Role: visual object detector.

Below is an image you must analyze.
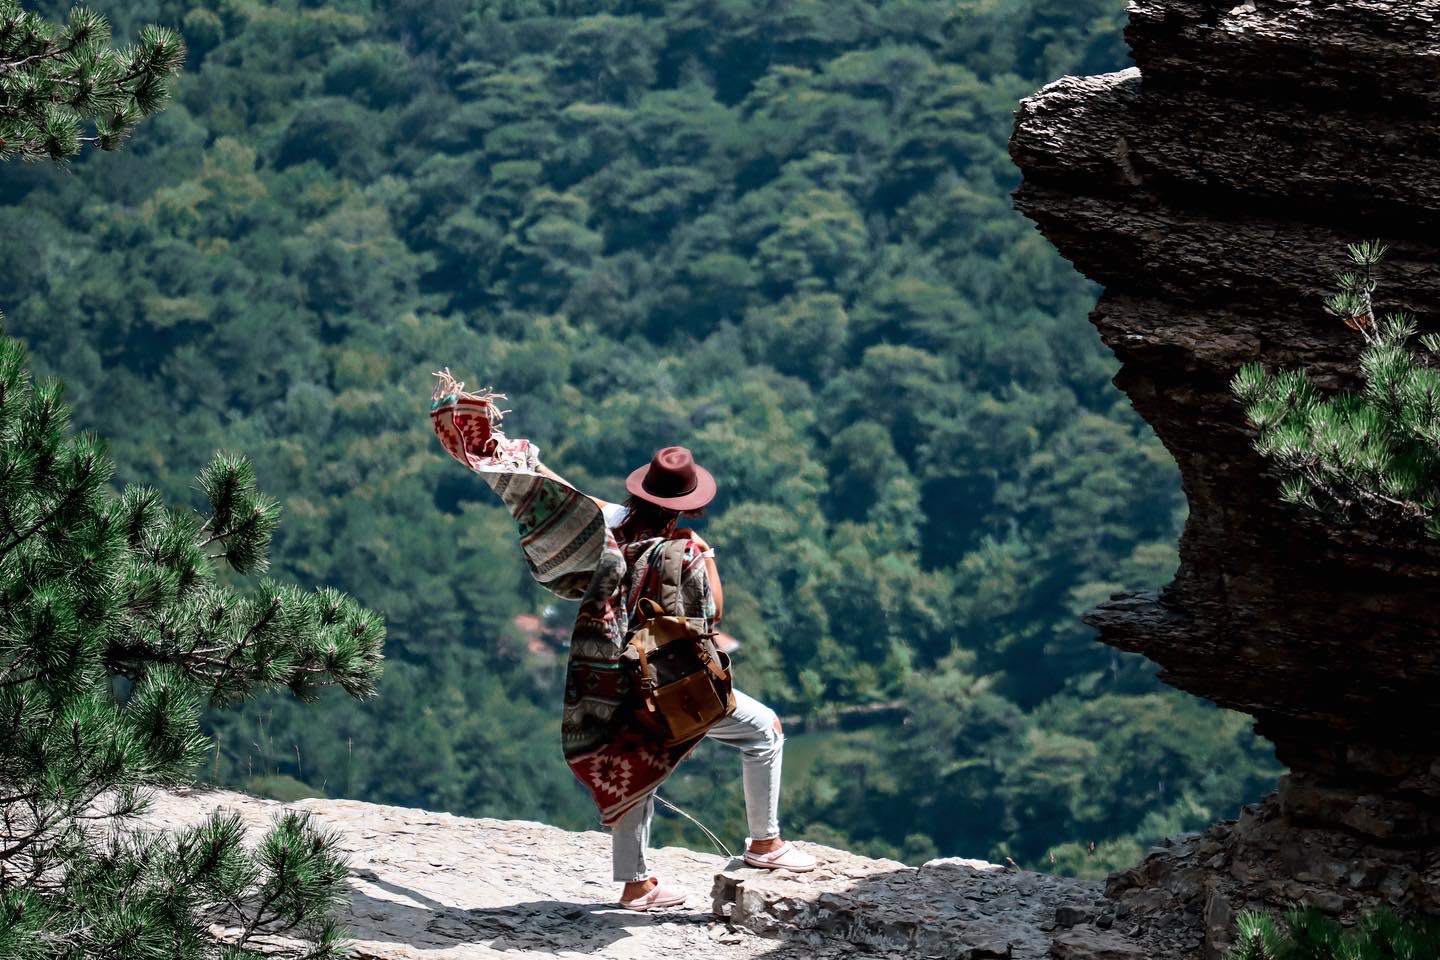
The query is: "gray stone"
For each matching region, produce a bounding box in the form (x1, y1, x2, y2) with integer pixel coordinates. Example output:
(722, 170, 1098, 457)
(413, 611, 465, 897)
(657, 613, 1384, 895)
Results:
(1050, 927, 1147, 959)
(720, 847, 1089, 959)
(1055, 905, 1094, 928)
(142, 787, 1119, 960)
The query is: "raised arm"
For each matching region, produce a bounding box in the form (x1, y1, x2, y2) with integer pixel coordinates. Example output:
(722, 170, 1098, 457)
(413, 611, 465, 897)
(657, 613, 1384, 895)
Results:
(532, 461, 618, 513)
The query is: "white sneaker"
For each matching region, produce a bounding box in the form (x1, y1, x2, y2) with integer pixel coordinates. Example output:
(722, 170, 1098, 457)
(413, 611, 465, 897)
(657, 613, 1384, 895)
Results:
(742, 841, 817, 873)
(619, 879, 688, 911)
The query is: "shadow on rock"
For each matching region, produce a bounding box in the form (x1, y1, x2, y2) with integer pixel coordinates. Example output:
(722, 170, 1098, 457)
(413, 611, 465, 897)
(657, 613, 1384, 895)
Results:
(343, 876, 717, 955)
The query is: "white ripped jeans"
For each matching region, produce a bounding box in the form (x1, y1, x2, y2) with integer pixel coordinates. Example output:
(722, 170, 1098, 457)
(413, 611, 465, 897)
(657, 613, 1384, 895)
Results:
(611, 689, 783, 882)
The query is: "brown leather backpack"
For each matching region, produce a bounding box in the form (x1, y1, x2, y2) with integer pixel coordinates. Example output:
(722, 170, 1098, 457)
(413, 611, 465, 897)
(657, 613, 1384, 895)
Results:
(623, 539, 736, 746)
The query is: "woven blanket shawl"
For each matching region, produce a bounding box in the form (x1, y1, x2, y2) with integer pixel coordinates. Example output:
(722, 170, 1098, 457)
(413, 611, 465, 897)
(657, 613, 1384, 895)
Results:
(429, 371, 700, 825)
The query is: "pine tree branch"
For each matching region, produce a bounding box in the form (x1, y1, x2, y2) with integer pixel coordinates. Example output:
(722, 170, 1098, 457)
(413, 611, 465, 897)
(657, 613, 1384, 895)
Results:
(107, 633, 354, 700)
(0, 806, 56, 863)
(0, 41, 72, 72)
(222, 596, 282, 669)
(1242, 241, 1440, 536)
(236, 855, 288, 947)
(1, 651, 39, 683)
(0, 732, 148, 868)
(0, 322, 369, 957)
(0, 505, 63, 560)
(0, 478, 87, 561)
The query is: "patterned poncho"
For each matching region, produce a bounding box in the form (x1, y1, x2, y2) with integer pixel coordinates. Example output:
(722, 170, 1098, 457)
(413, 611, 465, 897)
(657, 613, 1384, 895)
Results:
(428, 372, 704, 825)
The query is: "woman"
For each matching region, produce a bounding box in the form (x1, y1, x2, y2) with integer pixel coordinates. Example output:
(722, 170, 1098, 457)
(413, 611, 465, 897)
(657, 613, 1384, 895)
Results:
(428, 380, 813, 911)
(604, 446, 816, 911)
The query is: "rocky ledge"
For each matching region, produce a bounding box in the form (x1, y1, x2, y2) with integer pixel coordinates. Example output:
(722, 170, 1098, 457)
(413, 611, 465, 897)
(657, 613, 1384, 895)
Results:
(1010, 1, 1440, 958)
(147, 787, 1101, 960)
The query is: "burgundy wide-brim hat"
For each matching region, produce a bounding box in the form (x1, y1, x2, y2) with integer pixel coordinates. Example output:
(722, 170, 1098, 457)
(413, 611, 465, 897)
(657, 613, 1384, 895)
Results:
(625, 446, 716, 511)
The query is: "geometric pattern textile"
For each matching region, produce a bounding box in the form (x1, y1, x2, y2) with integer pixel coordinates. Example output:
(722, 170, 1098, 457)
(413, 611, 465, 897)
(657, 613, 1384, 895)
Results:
(428, 370, 700, 825)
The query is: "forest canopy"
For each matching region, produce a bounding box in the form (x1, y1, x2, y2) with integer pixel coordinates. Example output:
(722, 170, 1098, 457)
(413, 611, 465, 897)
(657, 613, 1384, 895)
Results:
(0, 0, 1278, 875)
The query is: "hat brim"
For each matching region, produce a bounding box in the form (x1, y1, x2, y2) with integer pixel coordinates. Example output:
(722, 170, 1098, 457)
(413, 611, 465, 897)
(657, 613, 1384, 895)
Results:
(625, 462, 717, 511)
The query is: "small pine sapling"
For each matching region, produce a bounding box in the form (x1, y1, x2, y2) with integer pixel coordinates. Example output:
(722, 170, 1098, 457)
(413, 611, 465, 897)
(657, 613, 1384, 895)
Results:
(1232, 241, 1440, 537)
(0, 324, 385, 958)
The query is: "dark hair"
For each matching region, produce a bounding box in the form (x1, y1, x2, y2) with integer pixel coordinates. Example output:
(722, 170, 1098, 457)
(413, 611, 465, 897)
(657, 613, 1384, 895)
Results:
(615, 495, 680, 545)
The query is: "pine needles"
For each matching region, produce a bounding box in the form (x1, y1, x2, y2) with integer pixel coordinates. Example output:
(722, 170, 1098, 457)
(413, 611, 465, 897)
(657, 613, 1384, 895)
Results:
(1226, 906, 1440, 960)
(0, 330, 385, 957)
(1231, 241, 1440, 537)
(0, 1, 184, 161)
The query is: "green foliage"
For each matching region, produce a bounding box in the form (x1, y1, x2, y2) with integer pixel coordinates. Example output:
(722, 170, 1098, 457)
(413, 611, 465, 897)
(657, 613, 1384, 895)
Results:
(0, 328, 383, 957)
(1233, 242, 1440, 537)
(768, 664, 1275, 866)
(0, 1, 184, 161)
(1, 0, 1274, 874)
(1045, 837, 1143, 880)
(1226, 907, 1440, 960)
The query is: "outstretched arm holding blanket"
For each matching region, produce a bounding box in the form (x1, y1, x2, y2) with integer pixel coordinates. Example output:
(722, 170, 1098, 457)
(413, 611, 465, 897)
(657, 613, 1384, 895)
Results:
(427, 372, 816, 911)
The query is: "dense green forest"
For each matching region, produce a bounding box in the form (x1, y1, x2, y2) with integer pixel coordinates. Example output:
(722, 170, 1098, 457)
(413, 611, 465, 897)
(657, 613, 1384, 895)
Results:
(0, 0, 1278, 876)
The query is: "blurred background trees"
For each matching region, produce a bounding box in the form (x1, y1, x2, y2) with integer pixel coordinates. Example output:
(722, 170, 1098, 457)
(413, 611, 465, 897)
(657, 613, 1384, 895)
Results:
(0, 0, 1278, 877)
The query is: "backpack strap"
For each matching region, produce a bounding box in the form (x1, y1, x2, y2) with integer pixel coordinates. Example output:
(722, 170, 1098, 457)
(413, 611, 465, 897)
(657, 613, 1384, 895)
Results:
(656, 538, 689, 617)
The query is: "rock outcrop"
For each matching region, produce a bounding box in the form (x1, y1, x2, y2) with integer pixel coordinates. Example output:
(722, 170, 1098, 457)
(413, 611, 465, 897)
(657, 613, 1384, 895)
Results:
(148, 787, 1101, 960)
(715, 850, 1101, 959)
(1010, 1, 1440, 957)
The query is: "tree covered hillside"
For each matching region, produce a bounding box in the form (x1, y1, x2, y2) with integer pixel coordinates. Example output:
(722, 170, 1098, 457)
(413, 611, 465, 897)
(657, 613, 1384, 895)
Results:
(0, 0, 1278, 874)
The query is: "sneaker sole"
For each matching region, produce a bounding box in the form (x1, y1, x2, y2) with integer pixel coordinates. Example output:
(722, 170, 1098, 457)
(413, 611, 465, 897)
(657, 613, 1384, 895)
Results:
(619, 895, 688, 912)
(742, 856, 817, 872)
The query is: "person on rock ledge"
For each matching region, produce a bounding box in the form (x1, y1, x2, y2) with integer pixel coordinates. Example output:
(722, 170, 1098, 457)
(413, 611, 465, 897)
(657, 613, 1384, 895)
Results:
(593, 447, 817, 910)
(428, 380, 814, 913)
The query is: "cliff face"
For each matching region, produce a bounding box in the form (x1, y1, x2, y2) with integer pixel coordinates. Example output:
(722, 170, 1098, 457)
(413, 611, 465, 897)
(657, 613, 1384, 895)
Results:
(1010, 1, 1440, 957)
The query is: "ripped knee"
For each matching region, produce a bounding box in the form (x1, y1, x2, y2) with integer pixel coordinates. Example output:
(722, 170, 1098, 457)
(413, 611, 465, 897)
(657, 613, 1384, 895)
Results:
(764, 712, 784, 750)
(740, 710, 784, 761)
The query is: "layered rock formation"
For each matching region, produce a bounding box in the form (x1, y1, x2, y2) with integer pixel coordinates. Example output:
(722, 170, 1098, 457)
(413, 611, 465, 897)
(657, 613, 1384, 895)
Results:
(1010, 1, 1440, 957)
(148, 787, 1101, 960)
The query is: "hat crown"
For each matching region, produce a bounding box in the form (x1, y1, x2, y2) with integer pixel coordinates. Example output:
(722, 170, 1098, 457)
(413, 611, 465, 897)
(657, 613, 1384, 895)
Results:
(642, 446, 698, 498)
(626, 445, 715, 510)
